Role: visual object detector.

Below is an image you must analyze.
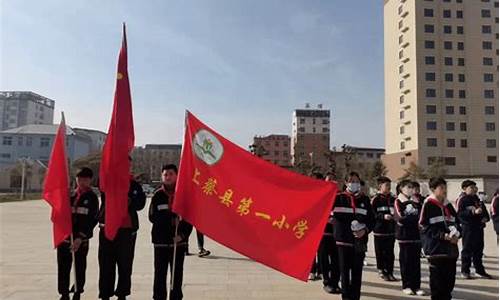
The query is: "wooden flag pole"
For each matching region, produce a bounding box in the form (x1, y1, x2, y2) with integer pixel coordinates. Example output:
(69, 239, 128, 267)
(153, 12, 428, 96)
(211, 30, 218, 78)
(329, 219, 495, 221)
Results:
(170, 217, 180, 295)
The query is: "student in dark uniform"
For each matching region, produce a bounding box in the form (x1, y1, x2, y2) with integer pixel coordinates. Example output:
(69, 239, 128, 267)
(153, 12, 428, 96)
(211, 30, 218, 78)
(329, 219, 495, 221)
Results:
(195, 230, 211, 257)
(331, 172, 375, 300)
(411, 181, 426, 204)
(57, 167, 99, 300)
(371, 176, 397, 282)
(98, 161, 146, 300)
(456, 180, 492, 279)
(149, 164, 193, 300)
(420, 177, 461, 300)
(394, 180, 425, 296)
(491, 189, 499, 244)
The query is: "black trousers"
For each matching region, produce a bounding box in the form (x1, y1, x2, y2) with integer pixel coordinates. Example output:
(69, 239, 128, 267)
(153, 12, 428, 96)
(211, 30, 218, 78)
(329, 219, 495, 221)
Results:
(337, 245, 365, 300)
(57, 241, 89, 295)
(461, 225, 485, 274)
(318, 235, 340, 288)
(310, 251, 320, 275)
(196, 230, 204, 251)
(153, 245, 187, 300)
(399, 242, 421, 290)
(374, 235, 395, 275)
(98, 228, 137, 298)
(428, 257, 456, 300)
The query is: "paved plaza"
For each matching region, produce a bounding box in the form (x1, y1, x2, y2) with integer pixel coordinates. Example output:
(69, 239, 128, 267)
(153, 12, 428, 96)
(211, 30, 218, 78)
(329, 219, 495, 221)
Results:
(1, 199, 498, 299)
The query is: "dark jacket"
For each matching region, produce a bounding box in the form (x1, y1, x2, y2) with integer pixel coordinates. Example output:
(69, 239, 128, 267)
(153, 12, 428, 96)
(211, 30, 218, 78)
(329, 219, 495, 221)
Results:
(98, 179, 146, 232)
(70, 188, 99, 240)
(371, 193, 396, 236)
(456, 194, 490, 228)
(149, 185, 193, 246)
(331, 192, 375, 247)
(420, 197, 461, 259)
(394, 194, 421, 242)
(491, 194, 499, 234)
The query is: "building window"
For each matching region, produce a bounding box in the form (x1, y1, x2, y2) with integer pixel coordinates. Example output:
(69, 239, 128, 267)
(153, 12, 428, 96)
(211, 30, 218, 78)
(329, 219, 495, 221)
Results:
(459, 90, 466, 99)
(424, 8, 434, 17)
(444, 157, 456, 166)
(40, 137, 50, 147)
(17, 137, 23, 146)
(444, 25, 452, 34)
(486, 122, 496, 131)
(425, 56, 435, 64)
(425, 24, 435, 33)
(445, 89, 454, 98)
(400, 95, 405, 104)
(445, 73, 453, 81)
(447, 139, 456, 148)
(427, 138, 438, 147)
(444, 57, 453, 65)
(400, 110, 405, 119)
(484, 57, 493, 65)
(427, 121, 437, 130)
(400, 80, 405, 89)
(457, 42, 464, 50)
(426, 105, 437, 114)
(485, 90, 495, 98)
(26, 137, 32, 146)
(483, 41, 493, 49)
(399, 50, 404, 59)
(482, 25, 492, 34)
(0, 153, 10, 159)
(322, 127, 329, 133)
(298, 127, 305, 133)
(299, 118, 305, 124)
(426, 89, 437, 97)
(425, 40, 435, 49)
(456, 10, 463, 18)
(443, 9, 451, 18)
(446, 106, 454, 114)
(459, 106, 466, 115)
(460, 122, 467, 131)
(458, 58, 465, 66)
(487, 156, 497, 162)
(2, 136, 12, 146)
(458, 74, 465, 82)
(457, 26, 464, 34)
(444, 41, 452, 49)
(482, 9, 491, 18)
(400, 126, 405, 134)
(400, 141, 406, 150)
(446, 122, 455, 131)
(486, 139, 497, 148)
(485, 106, 495, 114)
(426, 72, 436, 81)
(461, 139, 468, 148)
(401, 157, 406, 165)
(399, 20, 404, 29)
(484, 73, 494, 82)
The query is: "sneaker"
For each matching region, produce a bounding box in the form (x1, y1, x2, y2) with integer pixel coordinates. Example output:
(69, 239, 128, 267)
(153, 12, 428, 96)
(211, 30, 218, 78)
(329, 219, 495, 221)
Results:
(377, 270, 384, 278)
(323, 285, 335, 294)
(315, 273, 323, 280)
(415, 289, 426, 296)
(308, 273, 315, 281)
(388, 274, 398, 281)
(198, 249, 211, 257)
(477, 272, 493, 279)
(403, 288, 414, 295)
(332, 286, 341, 294)
(461, 272, 473, 280)
(363, 259, 369, 266)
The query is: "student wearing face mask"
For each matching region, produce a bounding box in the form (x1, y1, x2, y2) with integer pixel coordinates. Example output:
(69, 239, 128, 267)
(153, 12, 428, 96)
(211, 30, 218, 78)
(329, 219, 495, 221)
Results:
(394, 180, 425, 296)
(331, 172, 375, 300)
(371, 176, 397, 282)
(419, 177, 461, 300)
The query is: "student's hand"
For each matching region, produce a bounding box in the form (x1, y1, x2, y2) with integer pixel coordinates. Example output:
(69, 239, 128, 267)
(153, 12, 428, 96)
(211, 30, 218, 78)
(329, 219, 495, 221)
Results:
(475, 208, 483, 215)
(450, 236, 459, 244)
(173, 235, 183, 243)
(384, 214, 393, 221)
(174, 217, 180, 226)
(71, 238, 82, 252)
(353, 229, 366, 239)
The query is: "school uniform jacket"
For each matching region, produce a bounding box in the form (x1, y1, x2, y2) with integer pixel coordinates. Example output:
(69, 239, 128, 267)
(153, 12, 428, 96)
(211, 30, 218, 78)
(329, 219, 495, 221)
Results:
(394, 194, 421, 243)
(456, 194, 490, 228)
(371, 193, 396, 237)
(69, 187, 99, 241)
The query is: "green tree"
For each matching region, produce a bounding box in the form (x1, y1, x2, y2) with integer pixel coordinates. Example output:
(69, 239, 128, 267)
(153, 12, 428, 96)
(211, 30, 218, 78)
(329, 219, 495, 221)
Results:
(427, 158, 448, 179)
(400, 161, 427, 181)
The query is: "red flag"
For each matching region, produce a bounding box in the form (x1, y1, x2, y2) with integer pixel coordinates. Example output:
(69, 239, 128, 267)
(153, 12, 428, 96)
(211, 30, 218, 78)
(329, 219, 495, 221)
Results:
(42, 112, 71, 248)
(99, 23, 135, 240)
(173, 112, 338, 281)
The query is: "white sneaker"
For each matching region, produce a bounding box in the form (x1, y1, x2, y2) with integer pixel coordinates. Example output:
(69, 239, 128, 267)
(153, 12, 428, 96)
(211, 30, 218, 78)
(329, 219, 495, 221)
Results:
(415, 289, 426, 296)
(308, 273, 315, 281)
(403, 288, 414, 295)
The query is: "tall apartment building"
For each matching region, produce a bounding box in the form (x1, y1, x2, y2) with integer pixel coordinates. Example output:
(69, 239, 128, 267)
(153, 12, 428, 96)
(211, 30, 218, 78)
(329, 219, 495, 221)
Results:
(0, 91, 55, 130)
(383, 0, 499, 186)
(131, 144, 182, 182)
(252, 134, 291, 167)
(291, 104, 331, 169)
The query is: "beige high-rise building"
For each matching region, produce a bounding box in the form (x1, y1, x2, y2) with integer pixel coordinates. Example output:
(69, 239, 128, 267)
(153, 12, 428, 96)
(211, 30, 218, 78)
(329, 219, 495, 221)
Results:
(383, 0, 499, 185)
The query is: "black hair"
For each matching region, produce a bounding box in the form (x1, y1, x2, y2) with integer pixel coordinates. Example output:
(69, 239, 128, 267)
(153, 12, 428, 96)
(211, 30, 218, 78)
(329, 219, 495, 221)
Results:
(162, 164, 178, 174)
(377, 176, 391, 185)
(399, 179, 413, 190)
(76, 167, 93, 179)
(411, 181, 420, 189)
(461, 179, 476, 190)
(312, 172, 324, 180)
(345, 171, 360, 182)
(429, 177, 447, 190)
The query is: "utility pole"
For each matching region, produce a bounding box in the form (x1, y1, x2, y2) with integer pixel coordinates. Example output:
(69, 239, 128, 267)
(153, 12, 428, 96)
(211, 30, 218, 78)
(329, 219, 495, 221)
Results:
(20, 158, 26, 201)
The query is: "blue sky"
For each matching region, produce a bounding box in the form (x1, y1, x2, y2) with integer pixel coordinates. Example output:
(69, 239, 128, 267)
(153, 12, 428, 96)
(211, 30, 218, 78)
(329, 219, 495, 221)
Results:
(1, 1, 384, 149)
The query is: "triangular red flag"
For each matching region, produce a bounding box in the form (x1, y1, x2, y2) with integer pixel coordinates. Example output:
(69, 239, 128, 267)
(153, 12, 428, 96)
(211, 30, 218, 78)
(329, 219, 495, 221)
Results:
(99, 23, 135, 240)
(173, 112, 338, 281)
(42, 112, 72, 248)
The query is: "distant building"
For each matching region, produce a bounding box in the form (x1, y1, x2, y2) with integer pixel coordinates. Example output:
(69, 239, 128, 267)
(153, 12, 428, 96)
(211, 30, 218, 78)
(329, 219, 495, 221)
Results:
(131, 144, 182, 182)
(73, 127, 107, 152)
(292, 104, 331, 169)
(252, 134, 291, 167)
(0, 91, 55, 130)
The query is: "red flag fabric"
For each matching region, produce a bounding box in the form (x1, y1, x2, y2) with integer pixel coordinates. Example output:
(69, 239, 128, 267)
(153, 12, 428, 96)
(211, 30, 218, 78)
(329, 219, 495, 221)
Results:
(99, 23, 135, 240)
(173, 112, 338, 281)
(42, 113, 71, 248)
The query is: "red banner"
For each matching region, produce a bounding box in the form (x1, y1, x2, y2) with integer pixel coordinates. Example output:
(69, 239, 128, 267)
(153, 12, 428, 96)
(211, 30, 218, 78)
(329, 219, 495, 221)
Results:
(173, 112, 337, 281)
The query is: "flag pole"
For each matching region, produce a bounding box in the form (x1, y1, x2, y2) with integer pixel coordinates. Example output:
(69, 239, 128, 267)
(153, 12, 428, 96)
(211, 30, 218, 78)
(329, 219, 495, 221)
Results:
(170, 217, 180, 294)
(70, 233, 78, 293)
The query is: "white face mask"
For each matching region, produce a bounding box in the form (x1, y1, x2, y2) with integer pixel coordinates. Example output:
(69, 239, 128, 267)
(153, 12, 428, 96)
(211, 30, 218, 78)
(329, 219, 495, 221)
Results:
(347, 182, 361, 193)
